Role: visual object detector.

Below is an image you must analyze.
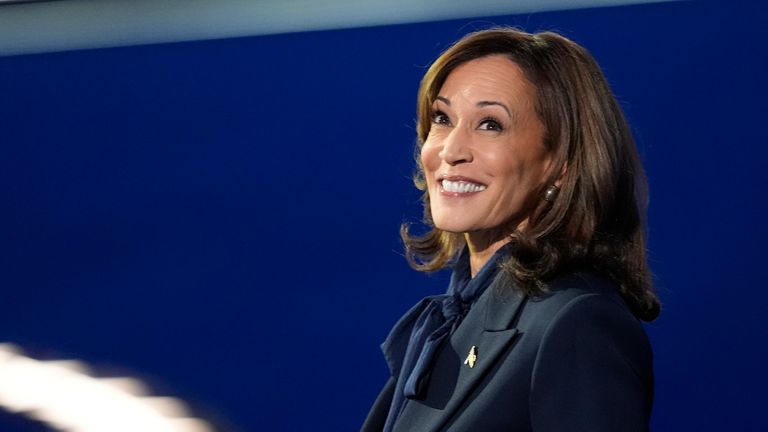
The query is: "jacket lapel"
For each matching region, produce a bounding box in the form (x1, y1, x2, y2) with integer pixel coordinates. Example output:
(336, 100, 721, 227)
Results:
(415, 274, 527, 432)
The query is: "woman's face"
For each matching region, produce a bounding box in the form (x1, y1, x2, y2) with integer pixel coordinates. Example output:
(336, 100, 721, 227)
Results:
(421, 55, 553, 236)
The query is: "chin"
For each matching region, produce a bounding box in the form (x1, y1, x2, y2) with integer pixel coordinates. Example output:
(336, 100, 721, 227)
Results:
(431, 214, 475, 234)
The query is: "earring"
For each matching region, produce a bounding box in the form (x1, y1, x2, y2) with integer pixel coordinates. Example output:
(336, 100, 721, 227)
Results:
(543, 185, 559, 202)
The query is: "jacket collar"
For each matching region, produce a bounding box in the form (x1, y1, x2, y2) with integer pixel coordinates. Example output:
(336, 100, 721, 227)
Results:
(483, 272, 527, 331)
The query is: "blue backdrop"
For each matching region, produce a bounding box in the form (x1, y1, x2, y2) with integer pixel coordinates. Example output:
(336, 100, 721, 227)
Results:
(1, 1, 766, 430)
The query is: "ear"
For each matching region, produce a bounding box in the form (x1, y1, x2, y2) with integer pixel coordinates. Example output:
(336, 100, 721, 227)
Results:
(548, 159, 567, 188)
(554, 162, 567, 187)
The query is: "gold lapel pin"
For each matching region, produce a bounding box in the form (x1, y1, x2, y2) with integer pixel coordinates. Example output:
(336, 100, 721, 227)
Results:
(464, 345, 478, 368)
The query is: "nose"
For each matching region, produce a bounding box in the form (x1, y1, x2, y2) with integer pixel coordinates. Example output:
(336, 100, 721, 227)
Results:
(438, 127, 473, 166)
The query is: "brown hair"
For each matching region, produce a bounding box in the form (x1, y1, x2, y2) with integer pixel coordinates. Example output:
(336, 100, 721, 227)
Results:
(401, 28, 660, 321)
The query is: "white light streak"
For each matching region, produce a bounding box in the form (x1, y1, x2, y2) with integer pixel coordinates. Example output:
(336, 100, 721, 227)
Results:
(0, 343, 215, 432)
(0, 0, 680, 56)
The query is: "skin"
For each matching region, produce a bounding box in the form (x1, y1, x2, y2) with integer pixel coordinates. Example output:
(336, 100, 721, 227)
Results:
(421, 55, 554, 276)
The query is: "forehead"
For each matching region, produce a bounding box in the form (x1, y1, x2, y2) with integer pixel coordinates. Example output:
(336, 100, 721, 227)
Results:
(437, 55, 536, 107)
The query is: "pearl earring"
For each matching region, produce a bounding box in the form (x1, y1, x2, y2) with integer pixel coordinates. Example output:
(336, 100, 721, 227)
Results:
(544, 185, 559, 202)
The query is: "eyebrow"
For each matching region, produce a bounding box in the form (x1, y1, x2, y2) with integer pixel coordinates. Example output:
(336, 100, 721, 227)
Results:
(477, 101, 513, 119)
(435, 96, 515, 120)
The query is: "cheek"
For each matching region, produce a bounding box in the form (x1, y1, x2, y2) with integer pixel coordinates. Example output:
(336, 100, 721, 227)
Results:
(420, 143, 441, 177)
(492, 151, 548, 197)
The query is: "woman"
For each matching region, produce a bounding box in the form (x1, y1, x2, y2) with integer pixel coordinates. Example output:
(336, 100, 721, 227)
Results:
(362, 28, 660, 432)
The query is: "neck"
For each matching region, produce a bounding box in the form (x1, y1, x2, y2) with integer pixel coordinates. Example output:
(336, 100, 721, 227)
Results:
(465, 231, 512, 278)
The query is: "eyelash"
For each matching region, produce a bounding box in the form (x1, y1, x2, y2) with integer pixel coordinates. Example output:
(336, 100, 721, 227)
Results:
(479, 116, 504, 132)
(430, 110, 504, 132)
(431, 110, 451, 126)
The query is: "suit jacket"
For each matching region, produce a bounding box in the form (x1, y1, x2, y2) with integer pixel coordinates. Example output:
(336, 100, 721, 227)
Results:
(362, 271, 653, 432)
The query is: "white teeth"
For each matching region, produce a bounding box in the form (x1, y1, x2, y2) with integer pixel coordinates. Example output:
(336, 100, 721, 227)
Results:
(442, 180, 486, 193)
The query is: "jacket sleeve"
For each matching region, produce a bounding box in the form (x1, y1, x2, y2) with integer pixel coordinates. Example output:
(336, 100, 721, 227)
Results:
(529, 293, 654, 432)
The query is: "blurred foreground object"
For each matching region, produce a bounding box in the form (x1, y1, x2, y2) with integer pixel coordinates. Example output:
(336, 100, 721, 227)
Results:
(0, 344, 214, 432)
(0, 0, 676, 56)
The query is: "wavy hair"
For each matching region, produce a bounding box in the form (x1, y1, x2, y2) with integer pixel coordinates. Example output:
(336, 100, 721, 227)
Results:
(401, 28, 660, 321)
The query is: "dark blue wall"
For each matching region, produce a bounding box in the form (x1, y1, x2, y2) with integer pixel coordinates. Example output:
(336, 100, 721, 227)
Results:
(1, 1, 766, 430)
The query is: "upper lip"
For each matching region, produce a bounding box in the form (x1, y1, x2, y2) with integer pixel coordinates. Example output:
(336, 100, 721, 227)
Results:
(438, 174, 487, 187)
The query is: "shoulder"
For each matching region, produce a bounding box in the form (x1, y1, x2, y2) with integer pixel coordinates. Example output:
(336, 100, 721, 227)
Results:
(523, 273, 654, 429)
(533, 272, 629, 310)
(488, 271, 653, 384)
(521, 272, 651, 367)
(534, 274, 652, 376)
(511, 272, 641, 333)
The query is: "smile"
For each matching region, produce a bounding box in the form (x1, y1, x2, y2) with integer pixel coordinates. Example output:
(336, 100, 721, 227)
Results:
(441, 179, 487, 193)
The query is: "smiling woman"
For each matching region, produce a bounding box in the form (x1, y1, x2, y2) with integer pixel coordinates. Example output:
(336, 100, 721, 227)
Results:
(363, 28, 660, 432)
(421, 56, 552, 262)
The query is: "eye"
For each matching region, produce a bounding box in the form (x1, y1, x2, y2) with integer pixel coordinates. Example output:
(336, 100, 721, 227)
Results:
(430, 110, 452, 126)
(478, 117, 504, 132)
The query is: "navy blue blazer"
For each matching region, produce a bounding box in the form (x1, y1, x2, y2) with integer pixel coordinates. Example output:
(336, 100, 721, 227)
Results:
(362, 272, 653, 432)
